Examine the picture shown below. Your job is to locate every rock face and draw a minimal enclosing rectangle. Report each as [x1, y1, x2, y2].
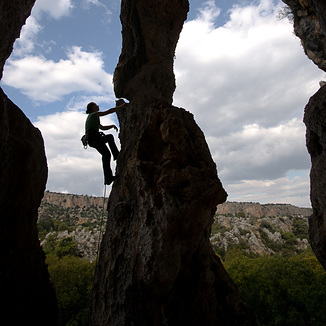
[90, 0, 248, 325]
[283, 0, 326, 270]
[113, 0, 189, 106]
[0, 0, 60, 324]
[0, 88, 59, 324]
[304, 84, 326, 269]
[282, 0, 326, 71]
[0, 0, 35, 79]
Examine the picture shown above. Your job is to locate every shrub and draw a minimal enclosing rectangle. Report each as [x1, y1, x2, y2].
[211, 223, 227, 236]
[282, 231, 297, 245]
[55, 237, 77, 258]
[293, 217, 309, 240]
[46, 255, 96, 326]
[260, 219, 275, 233]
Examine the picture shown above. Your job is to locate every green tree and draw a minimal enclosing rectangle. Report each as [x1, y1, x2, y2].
[225, 248, 326, 326]
[46, 255, 96, 326]
[55, 237, 77, 258]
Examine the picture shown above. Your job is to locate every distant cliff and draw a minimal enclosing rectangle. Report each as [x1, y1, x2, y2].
[39, 192, 312, 263]
[216, 201, 312, 218]
[41, 192, 312, 218]
[42, 190, 107, 210]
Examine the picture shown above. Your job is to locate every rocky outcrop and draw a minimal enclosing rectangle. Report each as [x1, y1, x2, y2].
[0, 0, 60, 324]
[283, 0, 326, 270]
[211, 215, 309, 256]
[113, 0, 189, 106]
[0, 0, 36, 79]
[282, 0, 326, 71]
[216, 201, 312, 218]
[0, 87, 59, 324]
[42, 226, 102, 262]
[89, 1, 248, 325]
[304, 84, 326, 269]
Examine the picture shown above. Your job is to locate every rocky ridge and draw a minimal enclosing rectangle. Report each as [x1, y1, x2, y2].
[38, 192, 312, 260]
[216, 201, 312, 218]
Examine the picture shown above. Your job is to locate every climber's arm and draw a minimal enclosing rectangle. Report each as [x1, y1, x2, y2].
[99, 124, 118, 132]
[97, 101, 127, 117]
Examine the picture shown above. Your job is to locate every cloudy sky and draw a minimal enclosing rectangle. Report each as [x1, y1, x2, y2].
[1, 0, 324, 207]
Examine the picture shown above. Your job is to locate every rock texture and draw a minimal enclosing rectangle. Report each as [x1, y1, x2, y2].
[211, 215, 309, 256]
[113, 0, 189, 106]
[0, 0, 60, 324]
[282, 0, 326, 71]
[90, 0, 248, 325]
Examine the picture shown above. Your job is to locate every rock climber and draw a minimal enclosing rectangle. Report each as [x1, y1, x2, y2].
[85, 100, 127, 185]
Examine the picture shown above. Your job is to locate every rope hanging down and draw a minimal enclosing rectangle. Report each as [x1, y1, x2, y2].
[96, 184, 107, 262]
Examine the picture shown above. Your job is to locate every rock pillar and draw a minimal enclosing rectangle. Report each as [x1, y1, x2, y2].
[89, 0, 248, 325]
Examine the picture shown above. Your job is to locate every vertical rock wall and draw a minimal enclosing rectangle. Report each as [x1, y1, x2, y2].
[0, 0, 60, 324]
[304, 85, 326, 270]
[282, 0, 326, 270]
[90, 0, 248, 325]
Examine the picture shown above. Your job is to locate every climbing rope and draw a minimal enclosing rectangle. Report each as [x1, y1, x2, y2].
[96, 184, 107, 262]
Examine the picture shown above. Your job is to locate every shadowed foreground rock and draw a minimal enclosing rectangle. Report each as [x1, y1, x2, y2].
[90, 102, 248, 326]
[90, 0, 248, 324]
[283, 0, 326, 270]
[0, 0, 60, 323]
[304, 84, 326, 270]
[0, 88, 59, 324]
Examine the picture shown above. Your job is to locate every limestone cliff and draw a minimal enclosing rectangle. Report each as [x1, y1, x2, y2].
[89, 0, 248, 325]
[42, 190, 108, 210]
[0, 0, 60, 324]
[282, 0, 326, 270]
[216, 201, 312, 218]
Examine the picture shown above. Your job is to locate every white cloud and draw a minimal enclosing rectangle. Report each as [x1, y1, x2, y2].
[32, 0, 74, 20]
[12, 16, 43, 57]
[34, 109, 120, 196]
[225, 172, 311, 207]
[173, 0, 323, 206]
[210, 118, 310, 182]
[2, 46, 113, 102]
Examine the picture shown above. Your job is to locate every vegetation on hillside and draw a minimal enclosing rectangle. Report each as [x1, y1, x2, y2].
[38, 200, 325, 326]
[224, 248, 326, 326]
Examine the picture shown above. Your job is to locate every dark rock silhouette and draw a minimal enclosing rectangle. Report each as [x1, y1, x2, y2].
[283, 0, 326, 270]
[89, 0, 249, 325]
[0, 0, 60, 324]
[304, 84, 326, 270]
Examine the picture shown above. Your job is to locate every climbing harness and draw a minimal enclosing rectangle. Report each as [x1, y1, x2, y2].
[96, 184, 107, 262]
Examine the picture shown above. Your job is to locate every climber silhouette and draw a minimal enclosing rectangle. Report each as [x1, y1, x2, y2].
[85, 100, 127, 185]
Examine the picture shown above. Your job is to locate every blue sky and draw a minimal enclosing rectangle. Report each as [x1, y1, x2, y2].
[1, 0, 324, 207]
